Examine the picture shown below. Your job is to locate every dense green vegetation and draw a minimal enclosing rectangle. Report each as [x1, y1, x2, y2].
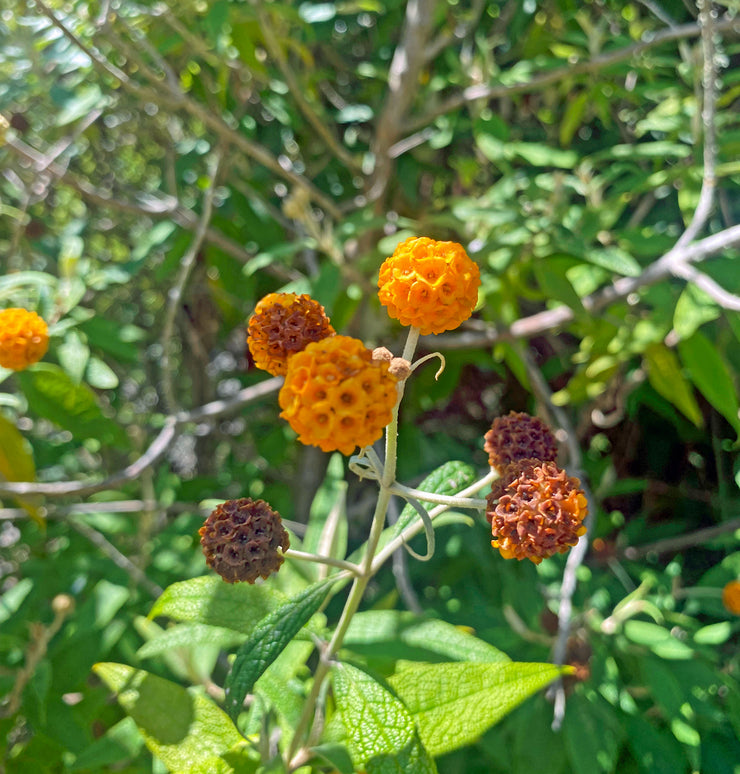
[1, 0, 740, 771]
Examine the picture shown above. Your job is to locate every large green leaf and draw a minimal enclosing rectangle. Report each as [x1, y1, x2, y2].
[331, 662, 437, 773]
[562, 690, 624, 774]
[93, 662, 243, 772]
[388, 661, 565, 757]
[224, 578, 335, 720]
[137, 622, 247, 659]
[644, 343, 703, 427]
[0, 414, 43, 523]
[343, 610, 509, 664]
[148, 576, 288, 634]
[678, 331, 740, 435]
[17, 363, 128, 446]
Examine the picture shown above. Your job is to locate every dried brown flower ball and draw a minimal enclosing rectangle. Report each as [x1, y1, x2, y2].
[486, 459, 587, 564]
[199, 498, 290, 583]
[247, 293, 335, 376]
[484, 411, 558, 470]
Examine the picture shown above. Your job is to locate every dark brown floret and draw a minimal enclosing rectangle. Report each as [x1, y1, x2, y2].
[199, 498, 290, 583]
[484, 411, 558, 470]
[486, 459, 587, 564]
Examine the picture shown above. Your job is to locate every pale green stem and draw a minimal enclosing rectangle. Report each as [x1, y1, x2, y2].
[371, 468, 499, 573]
[288, 327, 420, 768]
[284, 549, 362, 576]
[388, 481, 487, 510]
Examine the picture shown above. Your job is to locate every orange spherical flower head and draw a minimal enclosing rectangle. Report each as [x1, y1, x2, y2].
[486, 459, 588, 564]
[722, 580, 740, 615]
[377, 236, 481, 336]
[484, 411, 558, 470]
[0, 308, 49, 371]
[247, 292, 335, 376]
[199, 498, 290, 584]
[279, 335, 399, 455]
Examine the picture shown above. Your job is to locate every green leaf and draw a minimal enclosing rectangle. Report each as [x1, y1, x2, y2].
[331, 662, 437, 773]
[149, 576, 288, 634]
[693, 621, 732, 645]
[0, 578, 33, 626]
[224, 579, 335, 720]
[16, 363, 128, 447]
[55, 85, 105, 126]
[644, 343, 703, 427]
[0, 414, 43, 523]
[560, 91, 588, 147]
[86, 356, 119, 389]
[0, 271, 56, 300]
[624, 620, 694, 659]
[57, 329, 90, 384]
[533, 263, 585, 313]
[624, 715, 689, 774]
[344, 610, 509, 664]
[310, 743, 356, 774]
[137, 622, 247, 659]
[563, 690, 624, 774]
[388, 661, 564, 757]
[93, 662, 241, 772]
[673, 283, 720, 339]
[69, 717, 144, 771]
[302, 453, 348, 579]
[583, 247, 641, 277]
[508, 142, 578, 168]
[679, 331, 740, 435]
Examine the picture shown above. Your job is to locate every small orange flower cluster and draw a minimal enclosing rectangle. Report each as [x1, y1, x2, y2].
[723, 580, 740, 615]
[378, 236, 480, 336]
[484, 412, 587, 563]
[279, 335, 398, 455]
[199, 498, 290, 583]
[0, 308, 49, 371]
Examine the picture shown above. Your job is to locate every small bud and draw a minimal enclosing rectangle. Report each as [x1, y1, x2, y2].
[372, 346, 393, 362]
[388, 357, 411, 380]
[52, 594, 75, 616]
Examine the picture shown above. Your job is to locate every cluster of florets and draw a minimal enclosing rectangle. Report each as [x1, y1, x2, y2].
[279, 335, 398, 455]
[378, 236, 481, 335]
[0, 308, 49, 371]
[247, 293, 335, 376]
[199, 498, 290, 583]
[484, 412, 587, 564]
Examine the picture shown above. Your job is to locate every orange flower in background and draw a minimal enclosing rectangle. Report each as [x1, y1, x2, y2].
[722, 580, 740, 615]
[279, 335, 398, 455]
[0, 308, 49, 371]
[199, 498, 290, 583]
[247, 292, 335, 376]
[378, 236, 481, 336]
[484, 411, 559, 470]
[486, 458, 587, 564]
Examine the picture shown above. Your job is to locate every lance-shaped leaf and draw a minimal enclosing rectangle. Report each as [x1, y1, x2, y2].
[388, 661, 566, 757]
[93, 662, 243, 772]
[149, 576, 287, 634]
[331, 662, 437, 774]
[224, 578, 335, 720]
[0, 414, 43, 524]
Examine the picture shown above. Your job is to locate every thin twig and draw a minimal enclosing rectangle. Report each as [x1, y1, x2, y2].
[405, 15, 739, 132]
[621, 517, 740, 559]
[0, 378, 281, 498]
[432, 222, 740, 350]
[66, 516, 164, 598]
[160, 150, 224, 412]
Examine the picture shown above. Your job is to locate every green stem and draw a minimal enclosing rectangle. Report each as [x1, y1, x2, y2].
[287, 327, 420, 767]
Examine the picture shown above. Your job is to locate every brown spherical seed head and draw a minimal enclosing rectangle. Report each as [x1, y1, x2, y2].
[486, 459, 587, 564]
[484, 411, 558, 470]
[199, 498, 290, 583]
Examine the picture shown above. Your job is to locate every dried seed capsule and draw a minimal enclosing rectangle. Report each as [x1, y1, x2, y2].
[0, 308, 49, 371]
[199, 498, 290, 583]
[484, 411, 558, 470]
[486, 459, 587, 564]
[378, 236, 480, 336]
[247, 292, 335, 376]
[279, 335, 398, 455]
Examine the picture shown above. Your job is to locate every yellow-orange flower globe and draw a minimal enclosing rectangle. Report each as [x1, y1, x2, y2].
[0, 308, 49, 371]
[278, 335, 398, 455]
[722, 580, 740, 615]
[377, 236, 481, 335]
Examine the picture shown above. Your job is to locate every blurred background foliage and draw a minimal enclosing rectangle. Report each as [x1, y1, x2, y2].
[1, 0, 740, 771]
